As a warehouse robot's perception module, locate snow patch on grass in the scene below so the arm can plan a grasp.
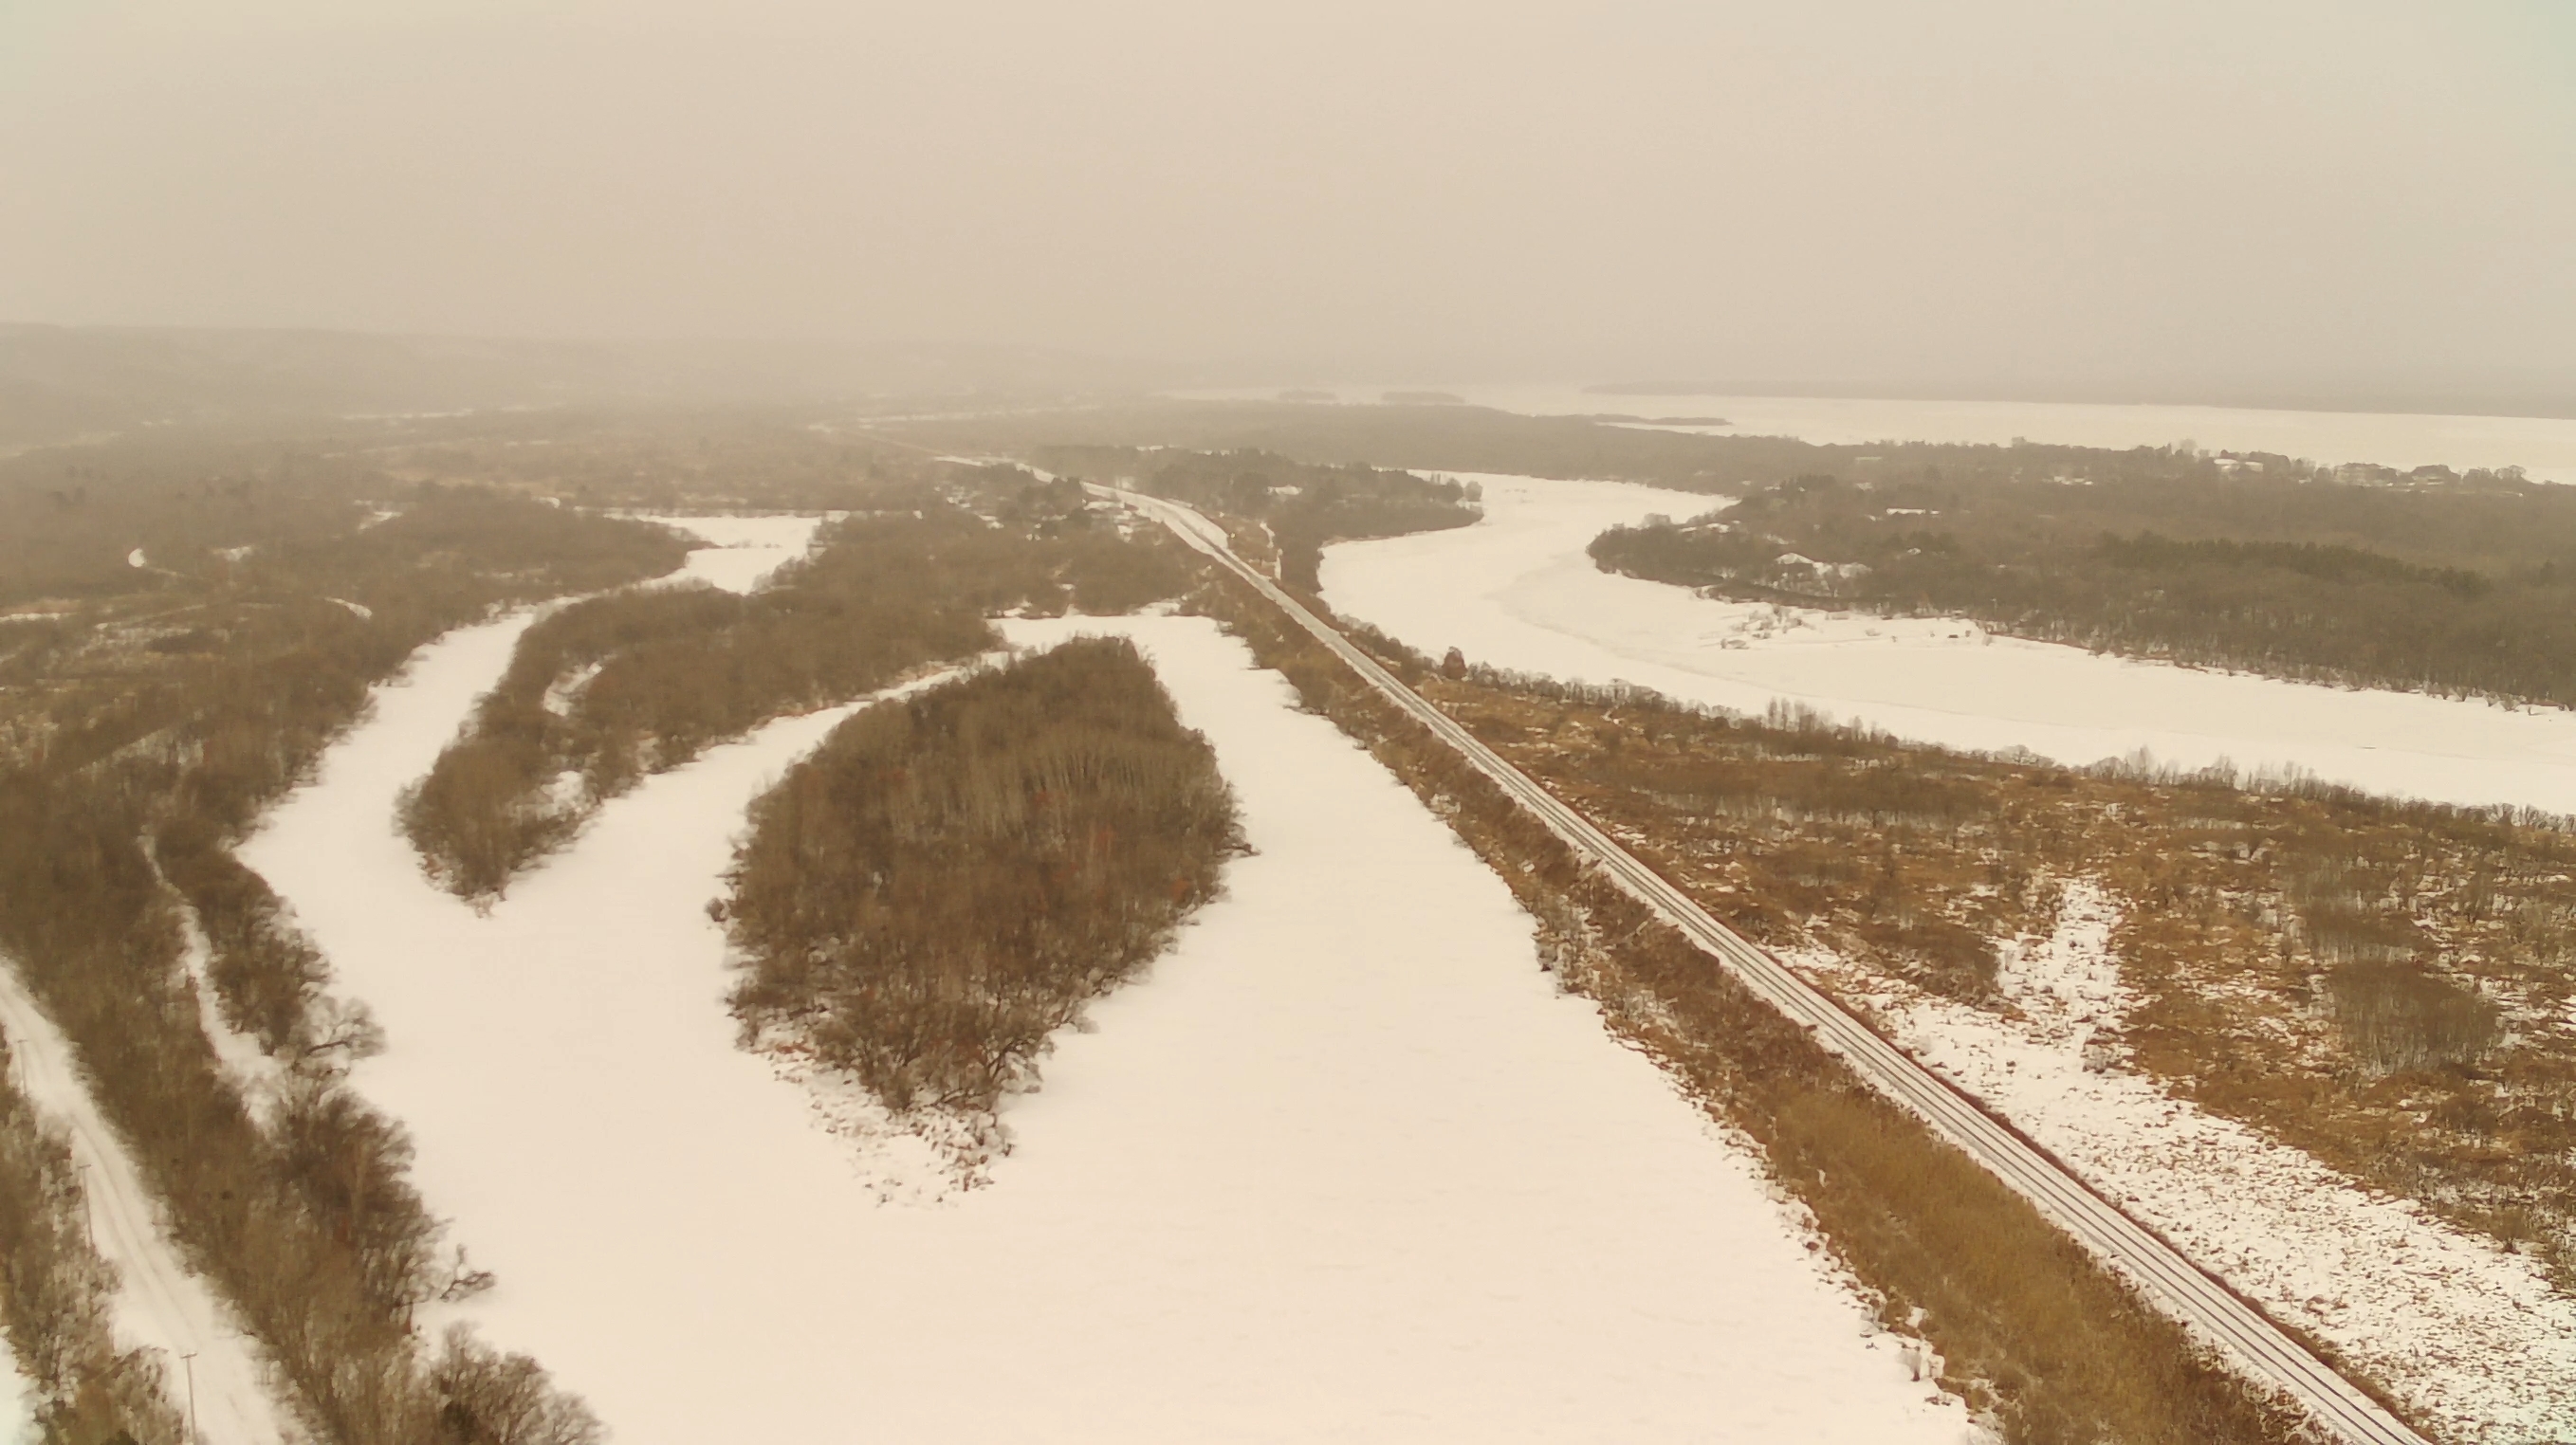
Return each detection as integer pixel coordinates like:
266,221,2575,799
1795,883,2576,1445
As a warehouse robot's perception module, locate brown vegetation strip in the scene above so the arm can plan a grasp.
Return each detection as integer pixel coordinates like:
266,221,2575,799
725,635,1244,1118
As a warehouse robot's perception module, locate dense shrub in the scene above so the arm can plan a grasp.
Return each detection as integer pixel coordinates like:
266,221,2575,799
725,637,1243,1114
2328,962,2503,1074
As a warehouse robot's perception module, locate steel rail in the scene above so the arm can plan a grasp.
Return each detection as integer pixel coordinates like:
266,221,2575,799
1106,484,2429,1445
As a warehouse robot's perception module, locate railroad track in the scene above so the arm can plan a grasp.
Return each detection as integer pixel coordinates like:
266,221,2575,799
1105,483,2430,1445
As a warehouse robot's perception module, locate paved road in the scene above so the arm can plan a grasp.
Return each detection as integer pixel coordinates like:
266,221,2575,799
1106,484,2431,1445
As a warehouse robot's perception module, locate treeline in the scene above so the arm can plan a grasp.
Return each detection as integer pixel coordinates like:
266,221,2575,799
886,396,2361,496
368,405,942,512
1025,445,1481,590
723,637,1242,1120
1185,574,2313,1445
1592,466,2576,705
404,476,1197,899
0,475,672,1441
890,397,1814,491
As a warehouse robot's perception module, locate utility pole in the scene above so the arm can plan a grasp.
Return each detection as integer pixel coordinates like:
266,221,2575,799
180,1350,197,1445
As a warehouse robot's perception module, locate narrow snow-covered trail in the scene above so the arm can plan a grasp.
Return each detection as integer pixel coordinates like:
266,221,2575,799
1323,474,2576,814
0,970,288,1445
248,609,1975,1444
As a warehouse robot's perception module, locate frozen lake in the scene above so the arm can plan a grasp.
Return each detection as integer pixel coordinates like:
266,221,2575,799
1319,474,2576,814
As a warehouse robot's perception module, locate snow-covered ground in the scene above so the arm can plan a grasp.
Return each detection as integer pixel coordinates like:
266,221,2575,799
242,609,1982,1444
0,1342,28,1445
1181,385,2576,482
1791,883,2576,1445
0,970,288,1445
631,513,824,592
1321,473,2576,814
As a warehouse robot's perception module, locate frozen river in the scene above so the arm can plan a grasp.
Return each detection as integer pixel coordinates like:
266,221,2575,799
1320,474,2576,814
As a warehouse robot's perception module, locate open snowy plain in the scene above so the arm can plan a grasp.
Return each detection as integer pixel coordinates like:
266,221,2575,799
227,512,1988,1432
1322,473,2576,814
237,592,1986,1442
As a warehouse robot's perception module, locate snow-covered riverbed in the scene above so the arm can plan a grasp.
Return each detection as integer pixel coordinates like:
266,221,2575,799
634,513,823,592
244,610,1978,1444
1321,473,2576,814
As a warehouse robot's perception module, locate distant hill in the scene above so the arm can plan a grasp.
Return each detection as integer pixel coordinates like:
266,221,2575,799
1584,375,2576,419
0,324,1180,446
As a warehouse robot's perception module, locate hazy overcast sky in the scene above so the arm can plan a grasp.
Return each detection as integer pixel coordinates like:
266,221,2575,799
4,1,2571,393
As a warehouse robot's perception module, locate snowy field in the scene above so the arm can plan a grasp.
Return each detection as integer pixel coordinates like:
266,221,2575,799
1791,885,2576,1445
1321,474,2576,814
240,608,1982,1444
0,1314,26,1444
1182,386,2576,482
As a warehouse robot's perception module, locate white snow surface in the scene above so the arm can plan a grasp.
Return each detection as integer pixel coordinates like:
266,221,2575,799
1795,884,2576,1444
0,1334,28,1445
242,609,1979,1445
1321,473,2576,814
0,966,288,1445
631,513,823,593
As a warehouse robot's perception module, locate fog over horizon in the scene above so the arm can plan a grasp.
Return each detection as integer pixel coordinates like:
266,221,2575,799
4,1,2572,410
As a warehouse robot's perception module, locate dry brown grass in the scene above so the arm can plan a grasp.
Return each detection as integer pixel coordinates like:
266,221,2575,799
1412,668,2576,1297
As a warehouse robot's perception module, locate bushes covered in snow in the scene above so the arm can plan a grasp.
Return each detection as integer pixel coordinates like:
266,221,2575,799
724,636,1243,1117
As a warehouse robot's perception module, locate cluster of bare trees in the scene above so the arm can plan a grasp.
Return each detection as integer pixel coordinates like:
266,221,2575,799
1187,575,2310,1445
404,487,1198,900
0,468,662,1442
724,637,1243,1117
1593,465,2576,705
